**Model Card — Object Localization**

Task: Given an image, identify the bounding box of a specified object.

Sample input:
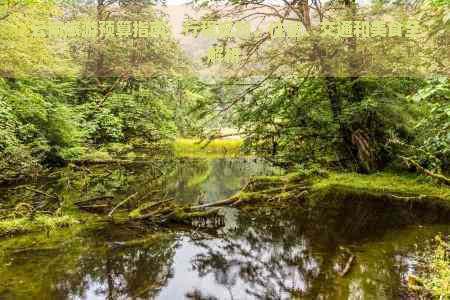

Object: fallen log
[190,197,239,210]
[191,182,310,210]
[400,156,450,186]
[108,192,138,217]
[69,159,164,167]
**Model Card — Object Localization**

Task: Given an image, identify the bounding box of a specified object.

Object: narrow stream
[0,157,449,299]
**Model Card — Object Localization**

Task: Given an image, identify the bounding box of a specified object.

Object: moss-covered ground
[310,172,450,209]
[312,172,450,201]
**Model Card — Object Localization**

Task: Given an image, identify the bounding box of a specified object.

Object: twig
[338,254,355,277]
[389,194,427,201]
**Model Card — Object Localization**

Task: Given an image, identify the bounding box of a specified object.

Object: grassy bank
[310,172,450,207]
[173,138,243,157]
[224,170,450,212]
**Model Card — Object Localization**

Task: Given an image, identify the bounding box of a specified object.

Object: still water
[0,157,449,300]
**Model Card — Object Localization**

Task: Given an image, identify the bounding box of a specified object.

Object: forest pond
[0,157,449,299]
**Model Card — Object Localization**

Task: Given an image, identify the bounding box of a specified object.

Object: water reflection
[1,203,449,299]
[163,157,283,204]
[0,157,282,215]
[1,157,449,299]
[0,230,178,300]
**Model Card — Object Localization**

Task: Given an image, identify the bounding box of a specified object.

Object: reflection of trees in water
[161,158,211,202]
[187,203,437,299]
[57,159,180,207]
[0,233,178,300]
[0,157,180,212]
[78,241,176,299]
[0,157,280,213]
[190,212,322,299]
[1,203,447,299]
[169,158,280,204]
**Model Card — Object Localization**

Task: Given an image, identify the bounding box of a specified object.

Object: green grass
[309,172,450,209]
[312,172,450,200]
[173,138,243,157]
[0,215,79,237]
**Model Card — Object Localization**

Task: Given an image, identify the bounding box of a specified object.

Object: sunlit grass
[173,138,243,157]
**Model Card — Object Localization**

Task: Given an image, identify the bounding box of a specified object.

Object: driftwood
[77,204,110,210]
[138,199,174,211]
[389,194,428,201]
[191,176,310,210]
[130,203,177,221]
[99,174,309,227]
[11,246,61,254]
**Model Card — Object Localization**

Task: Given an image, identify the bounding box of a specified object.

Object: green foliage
[0,3,76,77]
[211,76,421,172]
[410,235,450,298]
[422,236,450,298]
[409,78,450,173]
[0,1,213,181]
